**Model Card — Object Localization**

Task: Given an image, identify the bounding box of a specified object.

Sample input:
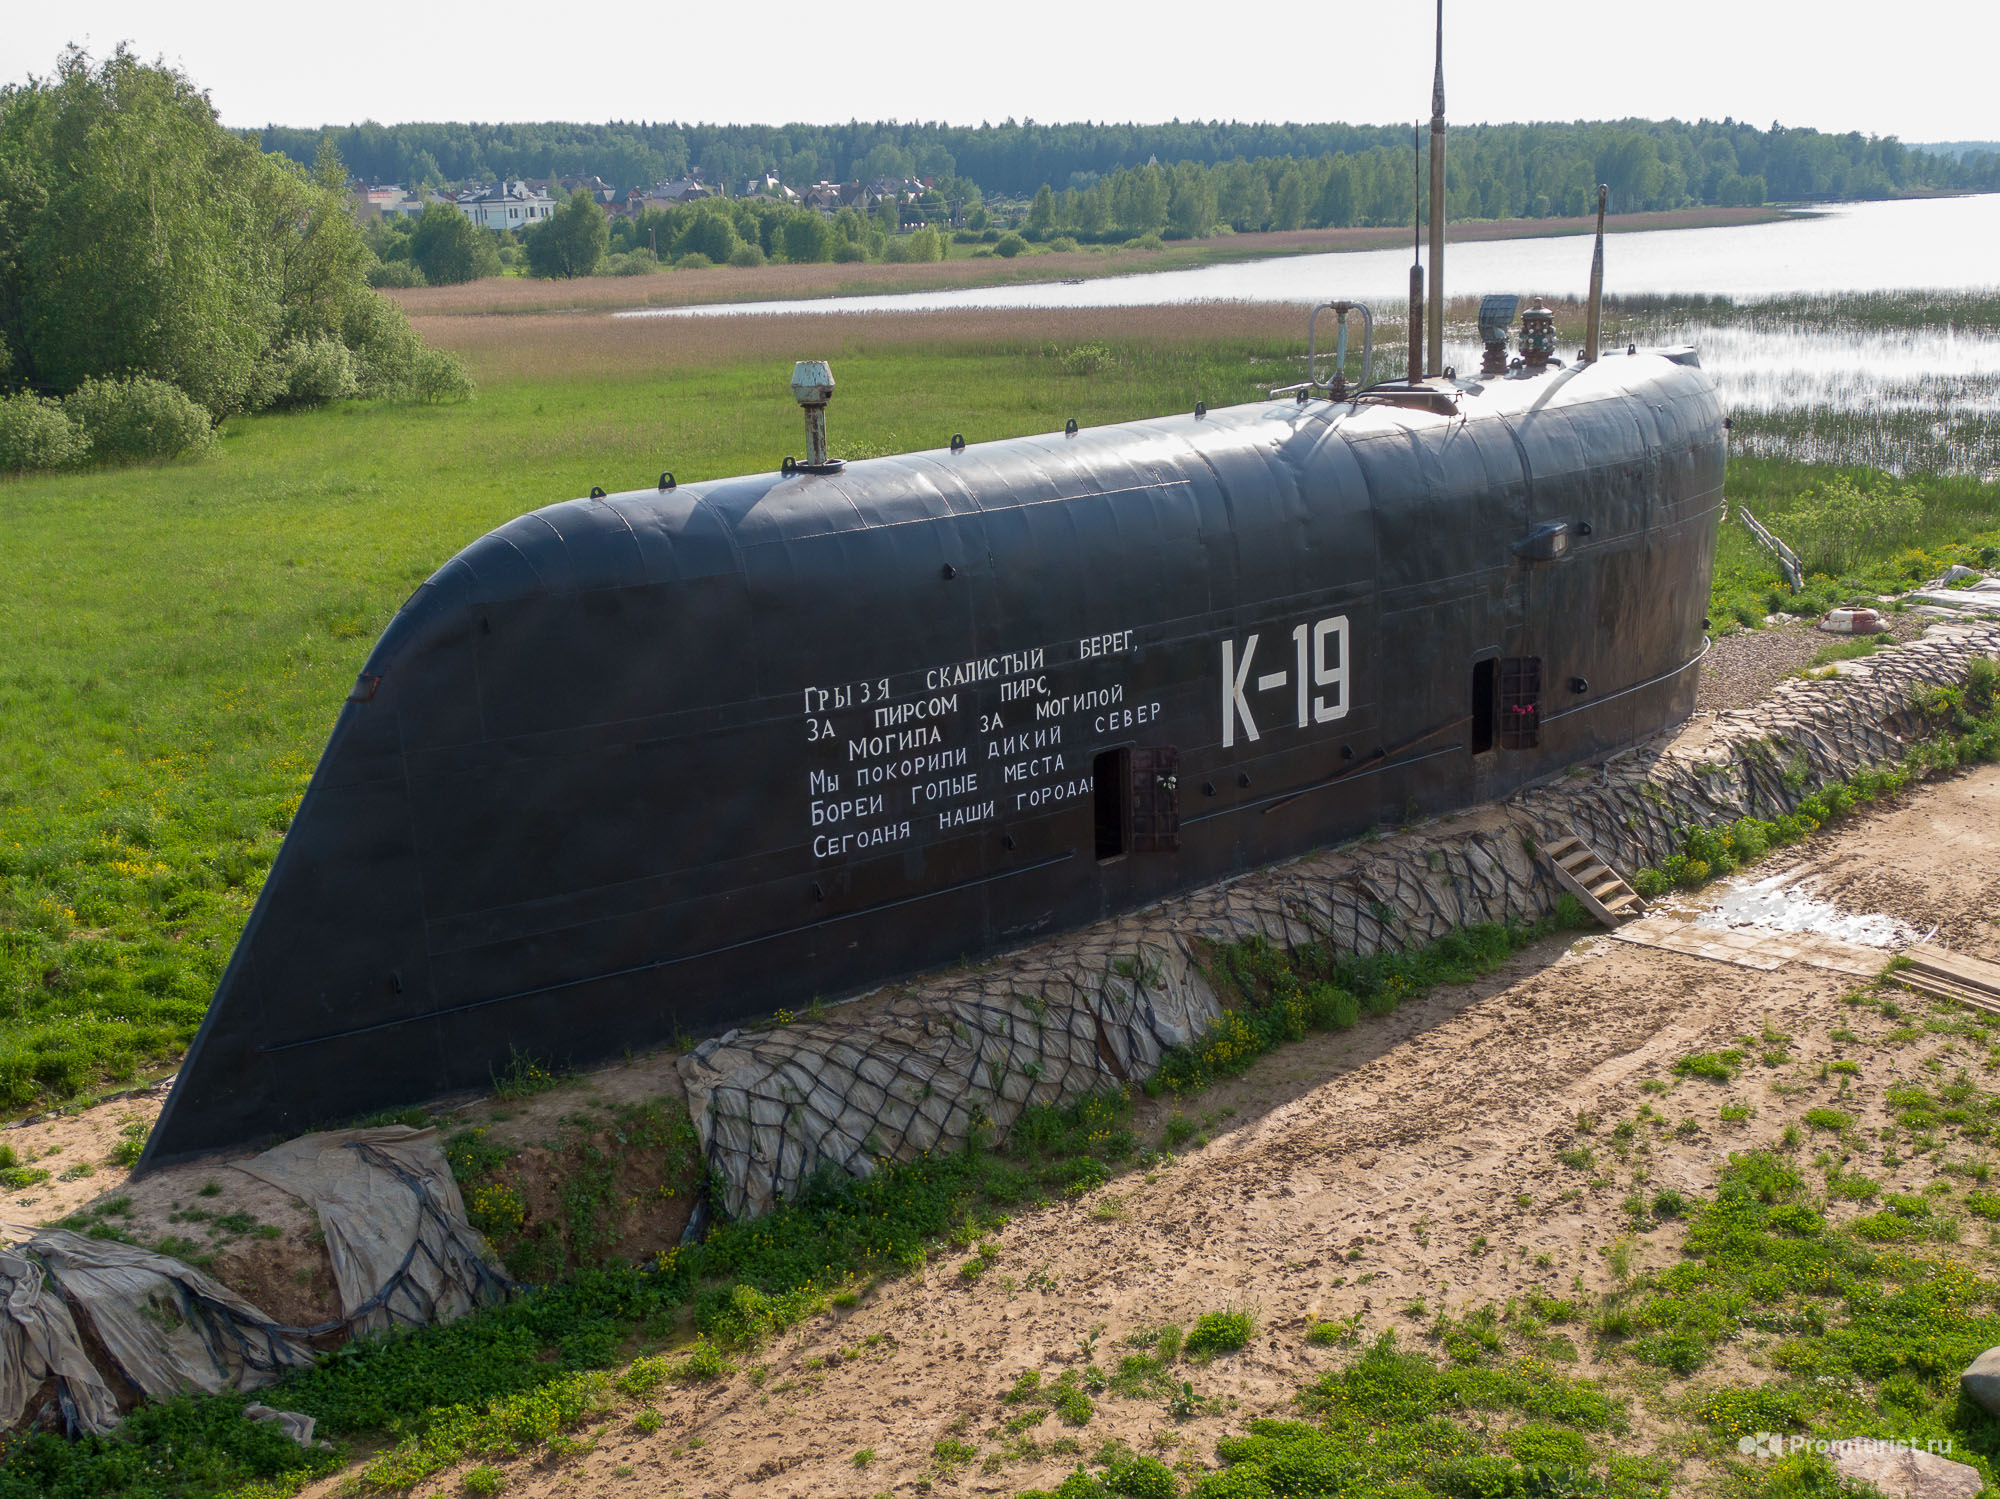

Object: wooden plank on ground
[1905,943,2000,994]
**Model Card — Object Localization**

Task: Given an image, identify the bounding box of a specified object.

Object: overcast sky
[6,0,1997,143]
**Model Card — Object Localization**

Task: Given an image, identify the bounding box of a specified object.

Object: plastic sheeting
[233,1126,508,1337]
[0,1246,121,1436]
[1,1125,507,1436]
[0,1233,312,1436]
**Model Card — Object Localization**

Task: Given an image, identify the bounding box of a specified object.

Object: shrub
[0,392,87,472]
[830,241,868,262]
[1048,235,1080,252]
[63,375,214,462]
[264,336,360,410]
[1772,474,1924,578]
[993,232,1029,258]
[604,249,658,276]
[407,348,475,405]
[674,252,713,269]
[726,243,765,268]
[366,259,426,289]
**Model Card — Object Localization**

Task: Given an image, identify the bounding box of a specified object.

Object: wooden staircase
[1542,836,1647,928]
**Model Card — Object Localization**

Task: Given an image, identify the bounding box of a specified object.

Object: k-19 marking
[1221,615,1350,748]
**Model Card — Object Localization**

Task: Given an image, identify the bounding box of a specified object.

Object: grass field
[0,292,1995,1116]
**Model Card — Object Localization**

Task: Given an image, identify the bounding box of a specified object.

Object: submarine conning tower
[141,308,1726,1167]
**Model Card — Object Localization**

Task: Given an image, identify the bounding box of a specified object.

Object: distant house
[650,177,716,203]
[456,180,558,229]
[740,171,800,202]
[560,175,620,204]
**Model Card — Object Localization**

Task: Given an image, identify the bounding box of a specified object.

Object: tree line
[261,115,2000,218]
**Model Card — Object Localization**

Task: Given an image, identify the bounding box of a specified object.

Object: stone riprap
[681,622,2000,1221]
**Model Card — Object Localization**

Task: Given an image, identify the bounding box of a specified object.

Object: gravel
[1696,610,1930,713]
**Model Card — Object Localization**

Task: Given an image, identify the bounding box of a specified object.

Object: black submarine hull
[144,353,1724,1164]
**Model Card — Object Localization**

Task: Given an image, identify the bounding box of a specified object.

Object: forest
[261,115,2000,222]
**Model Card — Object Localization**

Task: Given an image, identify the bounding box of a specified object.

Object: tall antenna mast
[1408,124,1424,385]
[1426,0,1446,377]
[1583,184,1608,363]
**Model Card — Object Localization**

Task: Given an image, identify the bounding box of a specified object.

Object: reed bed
[388,206,1786,320]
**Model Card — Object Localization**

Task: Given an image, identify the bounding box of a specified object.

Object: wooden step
[1541,833,1646,929]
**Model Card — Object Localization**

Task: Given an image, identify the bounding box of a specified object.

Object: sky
[5,0,1998,144]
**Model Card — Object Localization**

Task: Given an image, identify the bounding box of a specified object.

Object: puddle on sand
[1698,870,1920,950]
[1589,867,1915,976]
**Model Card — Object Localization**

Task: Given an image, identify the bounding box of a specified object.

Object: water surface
[622,194,2000,322]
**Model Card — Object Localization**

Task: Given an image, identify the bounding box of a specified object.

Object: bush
[601,249,658,277]
[63,376,213,462]
[727,243,765,268]
[993,231,1029,258]
[407,348,475,405]
[830,241,868,263]
[674,252,713,270]
[1048,235,1080,252]
[266,337,359,410]
[1773,474,1925,577]
[365,258,426,289]
[673,210,740,265]
[0,392,87,472]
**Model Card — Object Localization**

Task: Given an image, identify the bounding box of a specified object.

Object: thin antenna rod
[1409,124,1424,384]
[1426,0,1446,377]
[1584,184,1607,363]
